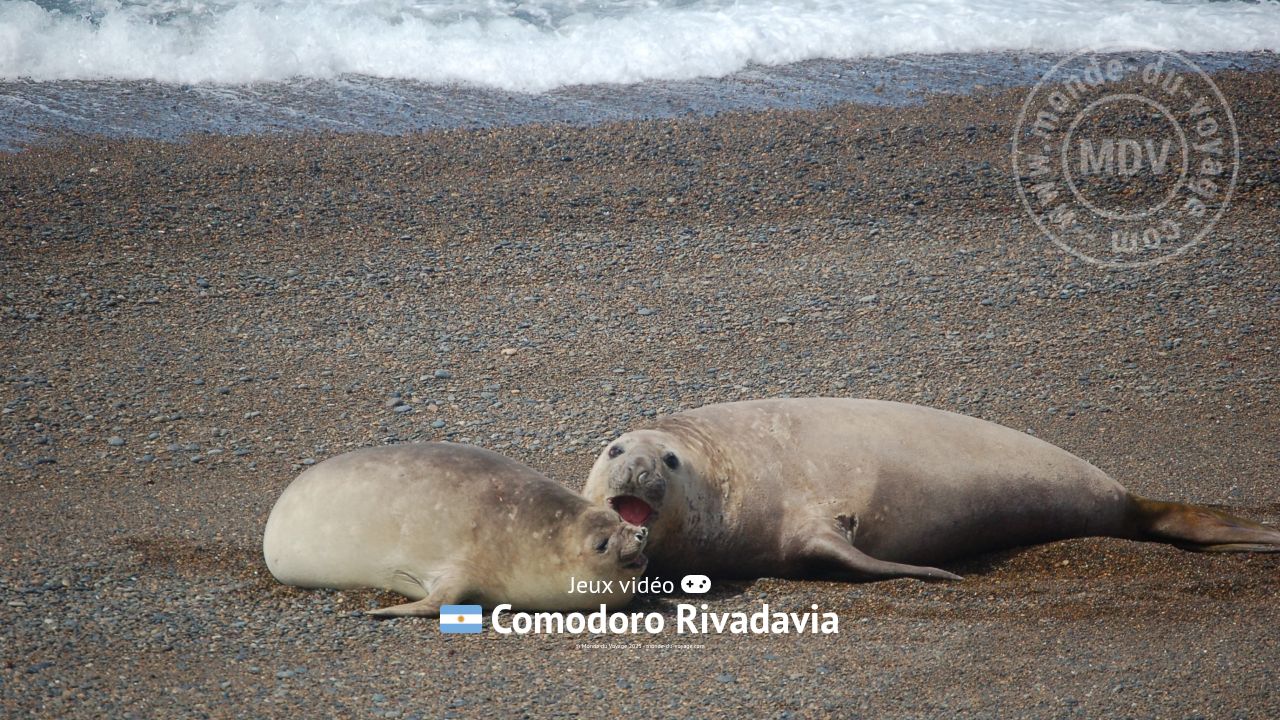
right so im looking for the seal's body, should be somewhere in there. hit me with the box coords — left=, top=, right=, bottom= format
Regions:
left=584, top=398, right=1280, bottom=581
left=265, top=442, right=648, bottom=616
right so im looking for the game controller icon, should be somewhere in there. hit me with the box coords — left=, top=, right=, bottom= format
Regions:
left=680, top=574, right=711, bottom=594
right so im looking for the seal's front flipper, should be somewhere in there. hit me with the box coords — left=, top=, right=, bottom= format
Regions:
left=797, top=524, right=961, bottom=582
left=1128, top=495, right=1280, bottom=552
left=366, top=597, right=445, bottom=619
left=366, top=572, right=463, bottom=619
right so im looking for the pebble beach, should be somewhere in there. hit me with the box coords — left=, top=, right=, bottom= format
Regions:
left=2, top=66, right=1279, bottom=718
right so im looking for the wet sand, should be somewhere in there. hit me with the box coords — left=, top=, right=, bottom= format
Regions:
left=2, top=68, right=1278, bottom=718
left=4, top=52, right=1277, bottom=153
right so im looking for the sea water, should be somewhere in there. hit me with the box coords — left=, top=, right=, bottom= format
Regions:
left=1, top=0, right=1278, bottom=147
left=3, top=0, right=1279, bottom=88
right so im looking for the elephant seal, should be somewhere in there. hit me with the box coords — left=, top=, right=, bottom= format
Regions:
left=264, top=442, right=649, bottom=617
left=583, top=398, right=1280, bottom=581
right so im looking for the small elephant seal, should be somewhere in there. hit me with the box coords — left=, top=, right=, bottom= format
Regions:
left=263, top=442, right=649, bottom=617
left=584, top=398, right=1280, bottom=581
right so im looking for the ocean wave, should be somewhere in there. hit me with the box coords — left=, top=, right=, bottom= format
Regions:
left=1, top=0, right=1278, bottom=89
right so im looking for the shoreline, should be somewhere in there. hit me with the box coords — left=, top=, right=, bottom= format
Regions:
left=3, top=50, right=1278, bottom=153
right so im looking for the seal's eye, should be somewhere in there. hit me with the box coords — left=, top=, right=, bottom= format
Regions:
left=607, top=445, right=623, bottom=459
left=595, top=537, right=610, bottom=554
left=662, top=452, right=680, bottom=470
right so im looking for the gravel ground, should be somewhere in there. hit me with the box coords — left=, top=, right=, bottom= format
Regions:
left=2, top=69, right=1278, bottom=718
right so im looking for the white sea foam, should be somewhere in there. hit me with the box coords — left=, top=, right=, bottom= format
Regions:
left=1, top=0, right=1278, bottom=89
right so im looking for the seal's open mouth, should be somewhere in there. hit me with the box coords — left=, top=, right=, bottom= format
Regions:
left=610, top=495, right=654, bottom=526
left=623, top=553, right=648, bottom=571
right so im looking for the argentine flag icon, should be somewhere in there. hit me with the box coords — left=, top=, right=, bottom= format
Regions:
left=440, top=605, right=483, bottom=633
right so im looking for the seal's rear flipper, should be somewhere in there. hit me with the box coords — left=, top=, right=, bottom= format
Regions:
left=799, top=527, right=962, bottom=582
left=1128, top=495, right=1280, bottom=552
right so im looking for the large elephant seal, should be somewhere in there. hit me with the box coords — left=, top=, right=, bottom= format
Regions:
left=583, top=398, right=1280, bottom=581
left=264, top=442, right=649, bottom=617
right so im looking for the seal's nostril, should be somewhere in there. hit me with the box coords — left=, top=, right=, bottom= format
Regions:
left=637, top=471, right=649, bottom=482
left=636, top=527, right=649, bottom=542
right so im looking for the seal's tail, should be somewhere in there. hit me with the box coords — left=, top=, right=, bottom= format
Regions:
left=1127, top=495, right=1280, bottom=552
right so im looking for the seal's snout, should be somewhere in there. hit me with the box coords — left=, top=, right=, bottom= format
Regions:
left=617, top=520, right=648, bottom=549
left=620, top=454, right=656, bottom=485
left=616, top=522, right=649, bottom=571
left=612, top=453, right=667, bottom=507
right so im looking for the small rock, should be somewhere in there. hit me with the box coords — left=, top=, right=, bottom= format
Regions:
left=107, top=436, right=125, bottom=447
left=433, top=370, right=452, bottom=380
left=431, top=420, right=446, bottom=429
